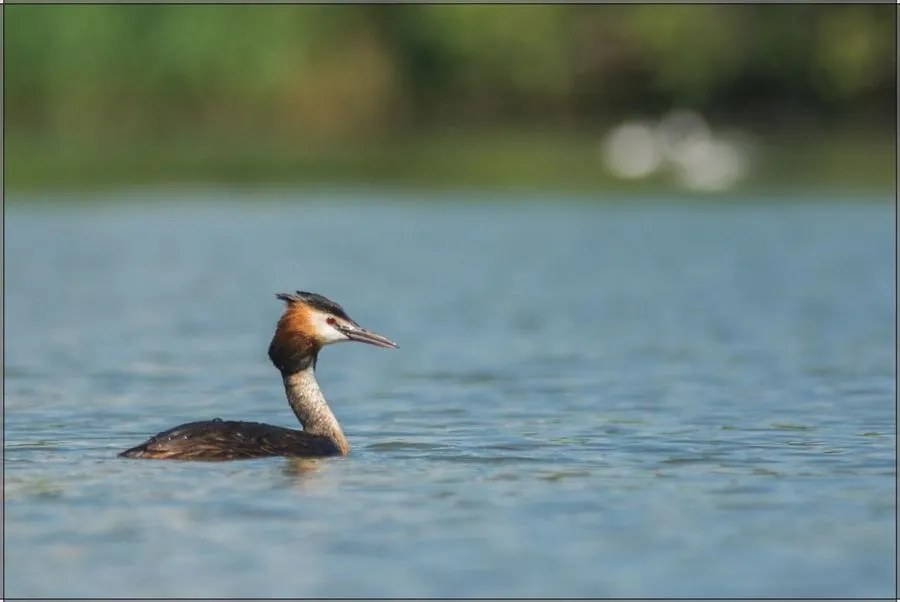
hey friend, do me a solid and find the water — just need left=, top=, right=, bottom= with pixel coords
left=4, top=191, right=895, bottom=597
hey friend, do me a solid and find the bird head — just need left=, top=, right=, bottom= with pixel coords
left=268, top=291, right=397, bottom=374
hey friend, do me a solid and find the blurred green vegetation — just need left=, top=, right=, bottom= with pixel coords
left=5, top=4, right=895, bottom=194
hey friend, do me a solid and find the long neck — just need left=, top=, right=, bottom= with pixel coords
left=282, top=366, right=349, bottom=455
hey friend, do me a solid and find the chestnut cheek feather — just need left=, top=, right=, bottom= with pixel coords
left=268, top=308, right=320, bottom=374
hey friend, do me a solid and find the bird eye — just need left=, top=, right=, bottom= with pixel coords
left=326, top=316, right=336, bottom=326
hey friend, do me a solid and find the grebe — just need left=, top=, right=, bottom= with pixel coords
left=119, top=291, right=397, bottom=460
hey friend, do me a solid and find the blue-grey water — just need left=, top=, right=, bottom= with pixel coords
left=4, top=191, right=895, bottom=598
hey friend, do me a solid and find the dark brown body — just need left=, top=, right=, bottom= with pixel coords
left=118, top=420, right=343, bottom=461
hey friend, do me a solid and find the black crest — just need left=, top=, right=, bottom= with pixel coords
left=276, top=291, right=353, bottom=321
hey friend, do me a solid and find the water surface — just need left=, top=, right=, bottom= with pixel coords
left=4, top=191, right=895, bottom=597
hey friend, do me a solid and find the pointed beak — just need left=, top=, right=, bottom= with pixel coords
left=339, top=324, right=398, bottom=349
